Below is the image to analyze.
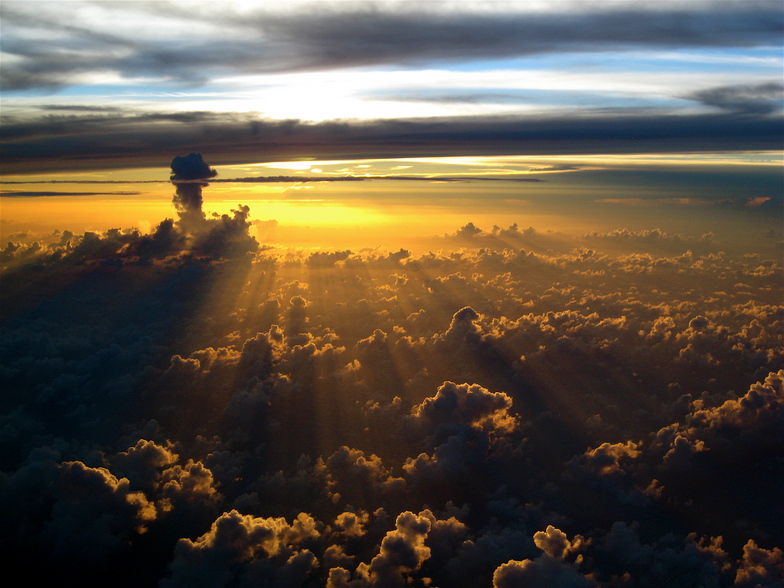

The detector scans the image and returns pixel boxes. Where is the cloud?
[3,112,782,174]
[492,555,594,588]
[404,381,518,441]
[690,82,784,114]
[688,368,784,430]
[533,525,586,560]
[1,211,782,585]
[170,153,218,182]
[2,1,781,92]
[352,510,432,586]
[735,540,784,587]
[128,218,185,260]
[163,509,320,587]
[572,441,641,478]
[169,153,216,235]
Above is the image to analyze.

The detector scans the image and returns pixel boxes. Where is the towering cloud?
[170,153,217,234]
[170,153,218,182]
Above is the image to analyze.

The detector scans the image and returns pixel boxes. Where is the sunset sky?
[2,0,782,240]
[1,2,783,587]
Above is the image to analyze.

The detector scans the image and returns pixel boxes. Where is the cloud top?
[170,153,218,182]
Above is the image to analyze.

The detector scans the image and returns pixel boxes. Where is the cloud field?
[1,170,782,586]
[1,1,782,583]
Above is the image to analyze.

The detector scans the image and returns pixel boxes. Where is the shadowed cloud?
[2,112,781,174]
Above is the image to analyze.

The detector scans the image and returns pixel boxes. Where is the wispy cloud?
[1,1,780,174]
[2,1,781,91]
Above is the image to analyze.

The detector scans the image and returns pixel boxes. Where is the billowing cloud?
[404,381,518,441]
[735,540,784,587]
[163,509,320,587]
[493,555,595,588]
[170,153,218,182]
[170,153,215,234]
[1,191,782,586]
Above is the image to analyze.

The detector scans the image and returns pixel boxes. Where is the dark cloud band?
[2,111,781,174]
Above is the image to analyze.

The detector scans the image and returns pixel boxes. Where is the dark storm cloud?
[166,154,258,258]
[2,111,781,174]
[1,1,781,91]
[0,157,257,267]
[170,153,217,182]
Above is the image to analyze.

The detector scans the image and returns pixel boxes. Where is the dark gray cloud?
[170,153,217,182]
[2,111,781,174]
[168,153,214,235]
[691,82,784,114]
[2,1,781,92]
[167,154,258,259]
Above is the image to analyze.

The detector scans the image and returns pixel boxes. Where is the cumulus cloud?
[492,555,595,588]
[354,510,432,586]
[163,509,320,587]
[170,153,218,182]
[735,540,784,587]
[570,441,641,478]
[404,381,518,441]
[1,213,782,585]
[533,525,586,560]
[169,153,215,235]
[688,368,784,430]
[46,460,157,558]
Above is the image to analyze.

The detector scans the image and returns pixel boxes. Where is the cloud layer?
[1,1,781,174]
[2,1,782,91]
[1,188,781,585]
[2,112,782,174]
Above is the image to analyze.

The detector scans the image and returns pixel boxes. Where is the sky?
[1,0,782,239]
[1,1,783,586]
[2,0,782,167]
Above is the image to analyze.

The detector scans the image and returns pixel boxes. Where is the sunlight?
[2,2,782,585]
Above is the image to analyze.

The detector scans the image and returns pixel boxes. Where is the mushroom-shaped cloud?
[170,153,218,182]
